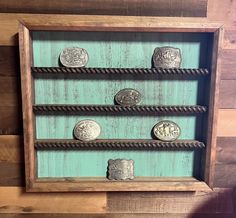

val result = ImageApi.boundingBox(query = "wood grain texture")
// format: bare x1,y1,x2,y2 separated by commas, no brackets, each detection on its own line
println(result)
208,0,236,49
0,162,24,186
107,188,234,213
0,76,20,106
219,80,236,108
0,135,23,163
108,215,236,218
1,0,234,47
0,187,106,213
207,0,235,22
224,22,236,49
0,13,218,45
215,137,236,187
214,164,236,188
0,106,22,134
30,178,210,192
0,46,22,134
217,109,236,137
19,16,221,32
0,76,19,94
0,215,107,218
0,46,19,76
0,135,24,186
104,214,236,218
19,23,35,191
216,137,236,164
220,49,236,79
0,0,208,17
1,214,236,218
203,27,222,188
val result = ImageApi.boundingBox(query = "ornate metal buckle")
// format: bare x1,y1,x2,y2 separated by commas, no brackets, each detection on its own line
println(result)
108,159,134,180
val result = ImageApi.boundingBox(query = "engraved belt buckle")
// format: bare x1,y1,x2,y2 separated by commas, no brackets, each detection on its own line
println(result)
108,159,134,180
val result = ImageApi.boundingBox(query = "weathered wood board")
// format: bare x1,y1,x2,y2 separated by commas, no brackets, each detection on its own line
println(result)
0,0,208,17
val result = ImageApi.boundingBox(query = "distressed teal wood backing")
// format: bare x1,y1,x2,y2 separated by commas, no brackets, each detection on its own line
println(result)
37,150,201,177
34,76,204,105
32,31,208,68
32,31,210,178
36,115,198,139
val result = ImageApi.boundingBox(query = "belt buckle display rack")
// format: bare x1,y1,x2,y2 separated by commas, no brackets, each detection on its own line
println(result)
19,16,222,192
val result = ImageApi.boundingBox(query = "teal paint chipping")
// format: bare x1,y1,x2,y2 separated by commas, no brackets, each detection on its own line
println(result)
33,31,209,178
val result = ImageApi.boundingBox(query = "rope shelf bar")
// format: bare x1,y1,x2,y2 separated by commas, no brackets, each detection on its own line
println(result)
32,67,210,76
33,105,207,115
35,139,206,150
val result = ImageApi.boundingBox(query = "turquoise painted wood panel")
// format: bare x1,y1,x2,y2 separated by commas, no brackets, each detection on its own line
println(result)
37,150,200,177
36,115,197,139
32,31,208,68
34,76,204,105
32,31,209,178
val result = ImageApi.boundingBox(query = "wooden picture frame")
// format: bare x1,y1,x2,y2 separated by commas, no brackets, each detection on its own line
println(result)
19,15,223,192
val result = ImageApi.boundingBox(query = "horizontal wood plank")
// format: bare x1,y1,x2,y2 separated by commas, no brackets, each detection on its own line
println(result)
207,0,236,49
216,137,236,164
224,24,236,49
0,162,24,186
0,10,235,47
219,80,236,108
0,215,106,218
0,106,22,135
0,136,23,186
0,46,22,134
0,0,207,17
0,135,23,163
0,13,213,45
214,164,236,188
207,0,235,21
30,179,210,192
220,50,236,80
0,46,19,76
1,214,236,218
214,137,236,188
107,189,234,213
0,45,20,76
105,214,236,218
0,188,234,215
217,109,236,137
0,76,19,93
0,187,106,213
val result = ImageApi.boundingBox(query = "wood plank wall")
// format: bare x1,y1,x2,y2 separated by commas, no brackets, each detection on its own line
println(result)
0,0,236,217
0,0,208,17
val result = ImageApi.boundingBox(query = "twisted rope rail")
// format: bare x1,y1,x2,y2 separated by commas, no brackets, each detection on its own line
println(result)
32,67,209,76
35,140,205,150
33,105,207,114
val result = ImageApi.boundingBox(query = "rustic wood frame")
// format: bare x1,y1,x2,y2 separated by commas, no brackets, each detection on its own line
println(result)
19,15,223,192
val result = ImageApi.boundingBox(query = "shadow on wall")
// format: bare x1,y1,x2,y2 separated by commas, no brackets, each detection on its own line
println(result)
189,188,236,218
